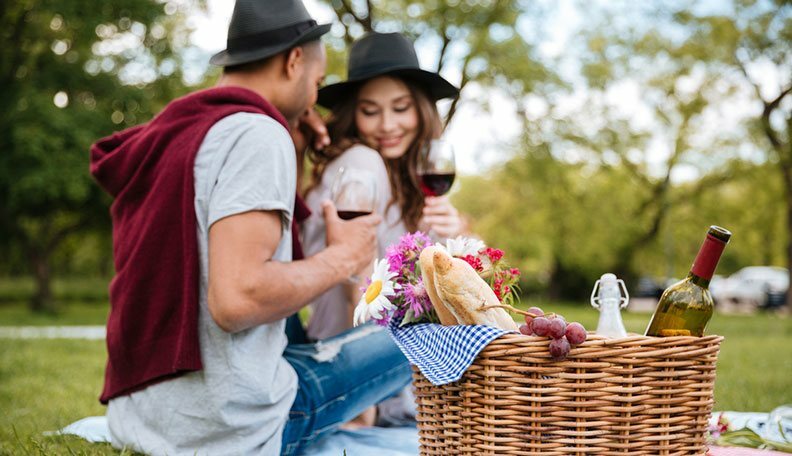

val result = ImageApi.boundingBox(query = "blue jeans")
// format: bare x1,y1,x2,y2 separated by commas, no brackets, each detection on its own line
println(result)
281,320,412,456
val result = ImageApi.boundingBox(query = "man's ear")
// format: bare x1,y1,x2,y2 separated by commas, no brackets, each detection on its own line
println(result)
283,46,305,80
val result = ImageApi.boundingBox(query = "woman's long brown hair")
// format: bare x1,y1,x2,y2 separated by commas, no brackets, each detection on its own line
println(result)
307,76,443,231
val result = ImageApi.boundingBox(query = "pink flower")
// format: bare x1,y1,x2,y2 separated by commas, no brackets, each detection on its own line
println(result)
385,249,406,274
386,231,433,277
404,281,432,318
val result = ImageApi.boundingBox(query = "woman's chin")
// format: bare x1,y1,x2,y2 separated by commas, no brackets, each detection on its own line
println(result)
379,145,408,159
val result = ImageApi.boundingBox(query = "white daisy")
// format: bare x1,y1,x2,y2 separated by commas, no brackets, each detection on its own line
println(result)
442,236,486,257
353,259,399,326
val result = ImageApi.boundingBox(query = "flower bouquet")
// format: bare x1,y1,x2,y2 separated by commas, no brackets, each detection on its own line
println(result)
353,231,522,328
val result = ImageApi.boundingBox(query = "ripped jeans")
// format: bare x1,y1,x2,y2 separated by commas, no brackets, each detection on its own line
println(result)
280,319,412,456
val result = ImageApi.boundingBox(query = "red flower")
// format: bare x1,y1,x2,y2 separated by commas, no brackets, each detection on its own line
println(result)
493,278,505,300
482,247,504,262
462,255,483,272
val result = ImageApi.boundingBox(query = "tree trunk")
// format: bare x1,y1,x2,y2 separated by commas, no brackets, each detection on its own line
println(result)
546,254,593,301
783,165,792,310
29,251,55,313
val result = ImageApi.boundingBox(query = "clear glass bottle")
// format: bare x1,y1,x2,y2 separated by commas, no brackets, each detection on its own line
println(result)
645,226,732,337
591,273,629,338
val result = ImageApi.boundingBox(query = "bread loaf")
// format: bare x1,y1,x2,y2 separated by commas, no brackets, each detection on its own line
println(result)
419,246,459,325
432,250,518,331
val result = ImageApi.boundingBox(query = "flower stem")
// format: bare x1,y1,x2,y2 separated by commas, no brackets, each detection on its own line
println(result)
479,303,555,319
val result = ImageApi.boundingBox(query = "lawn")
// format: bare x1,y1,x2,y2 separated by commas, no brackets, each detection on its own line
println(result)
0,297,790,455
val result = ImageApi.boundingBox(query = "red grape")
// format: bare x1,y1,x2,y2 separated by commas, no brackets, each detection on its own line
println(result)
549,337,571,361
525,307,544,329
518,324,532,335
526,307,544,318
565,322,587,345
531,317,551,337
548,318,567,339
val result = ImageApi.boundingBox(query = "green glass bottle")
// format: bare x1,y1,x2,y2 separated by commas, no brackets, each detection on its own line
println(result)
645,226,732,337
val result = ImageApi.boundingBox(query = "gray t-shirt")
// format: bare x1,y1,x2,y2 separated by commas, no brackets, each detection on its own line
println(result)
107,112,298,455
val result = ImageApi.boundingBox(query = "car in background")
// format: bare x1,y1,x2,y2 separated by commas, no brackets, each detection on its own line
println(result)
710,266,789,308
633,277,667,299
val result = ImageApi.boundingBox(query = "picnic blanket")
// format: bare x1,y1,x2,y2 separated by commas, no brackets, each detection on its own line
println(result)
55,412,790,455
52,416,419,455
709,447,789,455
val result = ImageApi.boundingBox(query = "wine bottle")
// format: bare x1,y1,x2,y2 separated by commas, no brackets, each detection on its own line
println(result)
645,226,732,337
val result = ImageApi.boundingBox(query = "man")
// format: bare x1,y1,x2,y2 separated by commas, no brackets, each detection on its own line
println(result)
89,1,412,454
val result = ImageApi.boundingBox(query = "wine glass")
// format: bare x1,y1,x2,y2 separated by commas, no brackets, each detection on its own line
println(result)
330,166,377,220
417,139,456,197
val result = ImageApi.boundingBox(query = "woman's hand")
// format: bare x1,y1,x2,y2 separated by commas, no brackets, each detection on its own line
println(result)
421,196,464,239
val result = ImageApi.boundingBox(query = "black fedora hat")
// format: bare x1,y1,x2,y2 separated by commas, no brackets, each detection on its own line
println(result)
210,0,331,67
318,32,460,109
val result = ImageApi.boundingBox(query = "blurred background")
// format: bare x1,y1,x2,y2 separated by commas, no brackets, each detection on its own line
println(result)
0,1,790,453
1,0,789,312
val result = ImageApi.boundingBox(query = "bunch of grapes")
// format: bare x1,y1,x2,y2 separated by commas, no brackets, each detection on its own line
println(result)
518,306,587,361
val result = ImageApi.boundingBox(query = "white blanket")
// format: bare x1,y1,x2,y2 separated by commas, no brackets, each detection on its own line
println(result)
53,416,419,455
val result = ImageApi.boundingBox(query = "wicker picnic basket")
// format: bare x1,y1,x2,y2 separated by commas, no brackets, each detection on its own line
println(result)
413,333,723,455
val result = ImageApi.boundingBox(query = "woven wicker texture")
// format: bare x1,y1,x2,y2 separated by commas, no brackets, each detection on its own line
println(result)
413,333,723,455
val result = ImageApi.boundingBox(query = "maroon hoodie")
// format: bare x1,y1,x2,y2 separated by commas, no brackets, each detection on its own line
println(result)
90,86,309,404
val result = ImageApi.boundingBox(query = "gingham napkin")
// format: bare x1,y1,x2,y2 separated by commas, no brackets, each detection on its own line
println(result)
386,315,511,385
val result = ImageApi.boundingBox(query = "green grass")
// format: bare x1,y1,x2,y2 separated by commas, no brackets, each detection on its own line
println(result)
0,277,109,304
0,301,109,326
0,339,125,455
0,299,789,454
0,276,110,327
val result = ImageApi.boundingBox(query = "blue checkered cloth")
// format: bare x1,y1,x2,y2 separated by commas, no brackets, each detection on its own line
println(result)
386,315,511,385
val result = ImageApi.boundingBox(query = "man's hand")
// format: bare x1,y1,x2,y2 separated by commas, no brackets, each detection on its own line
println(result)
321,200,381,278
291,108,330,154
421,195,464,239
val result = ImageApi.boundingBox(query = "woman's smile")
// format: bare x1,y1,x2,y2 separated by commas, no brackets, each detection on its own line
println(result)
378,135,405,148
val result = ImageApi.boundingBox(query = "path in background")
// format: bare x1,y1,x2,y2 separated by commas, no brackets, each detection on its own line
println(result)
627,297,657,312
0,326,105,339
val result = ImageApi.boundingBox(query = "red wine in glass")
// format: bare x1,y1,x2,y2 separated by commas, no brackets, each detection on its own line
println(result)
337,210,372,220
331,167,377,222
418,139,456,197
419,172,456,197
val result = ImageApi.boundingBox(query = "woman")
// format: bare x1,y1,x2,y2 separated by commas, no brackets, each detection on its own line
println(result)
301,32,465,342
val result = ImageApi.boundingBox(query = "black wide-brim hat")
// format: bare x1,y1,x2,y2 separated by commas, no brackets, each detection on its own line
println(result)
318,32,460,109
210,0,331,67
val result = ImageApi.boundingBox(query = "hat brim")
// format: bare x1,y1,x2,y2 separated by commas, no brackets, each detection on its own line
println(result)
210,23,332,67
317,68,460,109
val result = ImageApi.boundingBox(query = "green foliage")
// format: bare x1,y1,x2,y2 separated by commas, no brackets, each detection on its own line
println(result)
454,0,789,297
0,1,210,309
324,0,560,123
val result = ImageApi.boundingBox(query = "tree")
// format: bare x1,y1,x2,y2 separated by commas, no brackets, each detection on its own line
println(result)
0,0,207,311
454,0,789,299
323,0,559,125
671,0,791,306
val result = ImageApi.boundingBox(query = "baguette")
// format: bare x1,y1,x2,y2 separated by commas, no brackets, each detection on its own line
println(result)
419,246,459,325
433,250,518,331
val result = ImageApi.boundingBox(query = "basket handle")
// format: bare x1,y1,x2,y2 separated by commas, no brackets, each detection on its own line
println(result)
480,303,553,319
